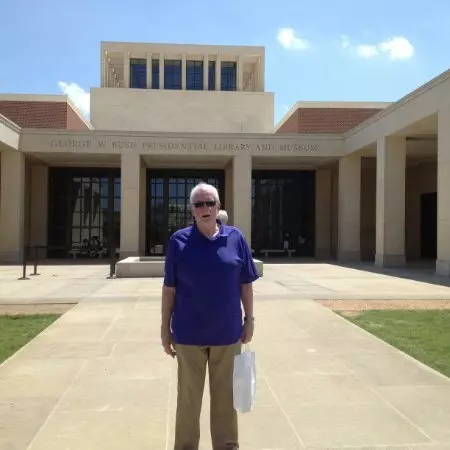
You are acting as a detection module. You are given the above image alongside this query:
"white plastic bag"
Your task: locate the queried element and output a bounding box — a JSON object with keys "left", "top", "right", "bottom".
{"left": 233, "top": 344, "right": 256, "bottom": 413}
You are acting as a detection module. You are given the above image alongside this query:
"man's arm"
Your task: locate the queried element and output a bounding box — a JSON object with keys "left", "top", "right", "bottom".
{"left": 161, "top": 285, "right": 176, "bottom": 357}
{"left": 241, "top": 283, "right": 254, "bottom": 344}
{"left": 238, "top": 232, "right": 258, "bottom": 344}
{"left": 161, "top": 236, "right": 176, "bottom": 337}
{"left": 161, "top": 285, "right": 175, "bottom": 332}
{"left": 241, "top": 283, "right": 254, "bottom": 319}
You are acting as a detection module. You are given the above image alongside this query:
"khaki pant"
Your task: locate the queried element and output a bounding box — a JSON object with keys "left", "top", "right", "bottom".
{"left": 173, "top": 341, "right": 241, "bottom": 450}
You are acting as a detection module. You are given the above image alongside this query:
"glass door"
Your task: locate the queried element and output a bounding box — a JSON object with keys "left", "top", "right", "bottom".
{"left": 251, "top": 170, "right": 315, "bottom": 257}
{"left": 147, "top": 170, "right": 225, "bottom": 255}
{"left": 47, "top": 168, "right": 120, "bottom": 258}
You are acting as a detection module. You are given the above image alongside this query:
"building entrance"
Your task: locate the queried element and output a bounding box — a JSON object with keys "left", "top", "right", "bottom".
{"left": 420, "top": 191, "right": 437, "bottom": 259}
{"left": 146, "top": 169, "right": 225, "bottom": 255}
{"left": 47, "top": 168, "right": 121, "bottom": 258}
{"left": 251, "top": 170, "right": 315, "bottom": 257}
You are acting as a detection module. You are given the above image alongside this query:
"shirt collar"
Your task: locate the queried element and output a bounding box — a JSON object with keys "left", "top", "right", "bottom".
{"left": 218, "top": 223, "right": 231, "bottom": 237}
{"left": 192, "top": 221, "right": 230, "bottom": 239}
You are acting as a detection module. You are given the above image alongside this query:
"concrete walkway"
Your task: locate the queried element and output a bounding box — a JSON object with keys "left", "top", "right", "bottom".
{"left": 2, "top": 260, "right": 450, "bottom": 304}
{"left": 1, "top": 263, "right": 450, "bottom": 449}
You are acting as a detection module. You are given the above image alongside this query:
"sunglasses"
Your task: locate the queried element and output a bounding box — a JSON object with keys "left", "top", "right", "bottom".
{"left": 193, "top": 200, "right": 217, "bottom": 208}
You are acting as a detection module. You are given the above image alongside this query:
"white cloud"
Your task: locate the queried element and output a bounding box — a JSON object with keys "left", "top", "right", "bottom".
{"left": 346, "top": 35, "right": 414, "bottom": 61}
{"left": 58, "top": 81, "right": 90, "bottom": 118}
{"left": 379, "top": 36, "right": 414, "bottom": 60}
{"left": 356, "top": 44, "right": 379, "bottom": 58}
{"left": 276, "top": 27, "right": 310, "bottom": 50}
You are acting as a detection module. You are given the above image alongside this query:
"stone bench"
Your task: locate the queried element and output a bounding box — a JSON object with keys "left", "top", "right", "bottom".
{"left": 260, "top": 249, "right": 296, "bottom": 258}
{"left": 116, "top": 256, "right": 263, "bottom": 278}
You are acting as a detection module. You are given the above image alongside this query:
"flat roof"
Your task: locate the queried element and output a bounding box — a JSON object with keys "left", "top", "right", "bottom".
{"left": 0, "top": 93, "right": 69, "bottom": 102}
{"left": 274, "top": 101, "right": 391, "bottom": 133}
{"left": 101, "top": 41, "right": 265, "bottom": 57}
{"left": 0, "top": 93, "right": 92, "bottom": 130}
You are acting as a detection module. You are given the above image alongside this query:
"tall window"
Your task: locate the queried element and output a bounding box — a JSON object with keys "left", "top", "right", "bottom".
{"left": 152, "top": 59, "right": 159, "bottom": 89}
{"left": 221, "top": 61, "right": 237, "bottom": 91}
{"left": 186, "top": 60, "right": 203, "bottom": 90}
{"left": 208, "top": 61, "right": 216, "bottom": 90}
{"left": 251, "top": 171, "right": 315, "bottom": 257}
{"left": 130, "top": 58, "right": 146, "bottom": 89}
{"left": 164, "top": 59, "right": 182, "bottom": 89}
{"left": 48, "top": 168, "right": 120, "bottom": 258}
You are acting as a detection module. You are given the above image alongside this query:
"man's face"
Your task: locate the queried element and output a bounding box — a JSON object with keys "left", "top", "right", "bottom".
{"left": 191, "top": 189, "right": 219, "bottom": 226}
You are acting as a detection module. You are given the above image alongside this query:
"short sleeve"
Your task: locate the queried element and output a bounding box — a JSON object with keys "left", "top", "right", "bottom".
{"left": 239, "top": 233, "right": 260, "bottom": 284}
{"left": 163, "top": 236, "right": 178, "bottom": 287}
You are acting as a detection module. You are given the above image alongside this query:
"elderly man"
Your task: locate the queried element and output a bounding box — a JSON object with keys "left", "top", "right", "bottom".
{"left": 161, "top": 182, "right": 259, "bottom": 450}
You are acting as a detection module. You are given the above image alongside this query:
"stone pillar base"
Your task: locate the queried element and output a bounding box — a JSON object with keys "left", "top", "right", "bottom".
{"left": 375, "top": 253, "right": 405, "bottom": 267}
{"left": 0, "top": 251, "right": 23, "bottom": 264}
{"left": 436, "top": 260, "right": 450, "bottom": 277}
{"left": 315, "top": 248, "right": 332, "bottom": 260}
{"left": 337, "top": 250, "right": 360, "bottom": 262}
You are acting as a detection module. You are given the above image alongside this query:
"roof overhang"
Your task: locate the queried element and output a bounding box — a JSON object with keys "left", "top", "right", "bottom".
{"left": 18, "top": 129, "right": 345, "bottom": 169}
{"left": 0, "top": 114, "right": 21, "bottom": 151}
{"left": 344, "top": 69, "right": 450, "bottom": 153}
{"left": 20, "top": 128, "right": 344, "bottom": 156}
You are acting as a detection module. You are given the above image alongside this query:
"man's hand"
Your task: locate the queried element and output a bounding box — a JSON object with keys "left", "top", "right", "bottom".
{"left": 161, "top": 285, "right": 176, "bottom": 358}
{"left": 241, "top": 320, "right": 254, "bottom": 344}
{"left": 161, "top": 328, "right": 176, "bottom": 358}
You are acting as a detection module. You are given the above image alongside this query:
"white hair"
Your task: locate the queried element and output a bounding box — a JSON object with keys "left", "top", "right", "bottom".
{"left": 189, "top": 182, "right": 220, "bottom": 205}
{"left": 217, "top": 210, "right": 228, "bottom": 224}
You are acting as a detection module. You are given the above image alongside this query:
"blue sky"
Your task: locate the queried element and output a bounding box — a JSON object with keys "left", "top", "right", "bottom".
{"left": 1, "top": 0, "right": 450, "bottom": 125}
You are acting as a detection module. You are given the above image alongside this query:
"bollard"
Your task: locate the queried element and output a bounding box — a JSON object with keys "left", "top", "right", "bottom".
{"left": 108, "top": 260, "right": 114, "bottom": 279}
{"left": 18, "top": 247, "right": 29, "bottom": 280}
{"left": 30, "top": 246, "right": 40, "bottom": 276}
{"left": 107, "top": 246, "right": 116, "bottom": 279}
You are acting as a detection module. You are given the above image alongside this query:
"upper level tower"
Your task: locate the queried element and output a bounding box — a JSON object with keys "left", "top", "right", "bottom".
{"left": 100, "top": 41, "right": 265, "bottom": 92}
{"left": 90, "top": 41, "right": 274, "bottom": 133}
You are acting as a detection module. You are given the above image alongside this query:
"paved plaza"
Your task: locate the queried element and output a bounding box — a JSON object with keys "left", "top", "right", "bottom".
{"left": 1, "top": 262, "right": 450, "bottom": 449}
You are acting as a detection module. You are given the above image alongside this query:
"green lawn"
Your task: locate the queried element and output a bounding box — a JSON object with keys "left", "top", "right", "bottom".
{"left": 342, "top": 310, "right": 450, "bottom": 378}
{"left": 0, "top": 314, "right": 60, "bottom": 364}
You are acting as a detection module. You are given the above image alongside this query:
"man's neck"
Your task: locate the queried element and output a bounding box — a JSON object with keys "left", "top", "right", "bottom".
{"left": 197, "top": 222, "right": 219, "bottom": 238}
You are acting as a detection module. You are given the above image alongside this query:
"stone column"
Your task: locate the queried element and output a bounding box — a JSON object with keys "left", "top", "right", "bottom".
{"left": 237, "top": 56, "right": 244, "bottom": 91}
{"left": 30, "top": 165, "right": 48, "bottom": 259}
{"left": 159, "top": 53, "right": 164, "bottom": 89}
{"left": 224, "top": 161, "right": 233, "bottom": 222}
{"left": 315, "top": 168, "right": 332, "bottom": 259}
{"left": 215, "top": 55, "right": 221, "bottom": 91}
{"left": 123, "top": 52, "right": 130, "bottom": 88}
{"left": 436, "top": 106, "right": 450, "bottom": 276}
{"left": 232, "top": 153, "right": 252, "bottom": 243}
{"left": 120, "top": 153, "right": 142, "bottom": 258}
{"left": 337, "top": 153, "right": 361, "bottom": 261}
{"left": 203, "top": 55, "right": 209, "bottom": 90}
{"left": 146, "top": 53, "right": 152, "bottom": 89}
{"left": 105, "top": 58, "right": 109, "bottom": 87}
{"left": 182, "top": 54, "right": 187, "bottom": 90}
{"left": 375, "top": 136, "right": 406, "bottom": 267}
{"left": 257, "top": 56, "right": 264, "bottom": 92}
{"left": 102, "top": 51, "right": 108, "bottom": 87}
{"left": 0, "top": 150, "right": 25, "bottom": 263}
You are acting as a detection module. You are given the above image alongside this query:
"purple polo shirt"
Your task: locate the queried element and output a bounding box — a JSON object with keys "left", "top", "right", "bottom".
{"left": 163, "top": 223, "right": 259, "bottom": 346}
